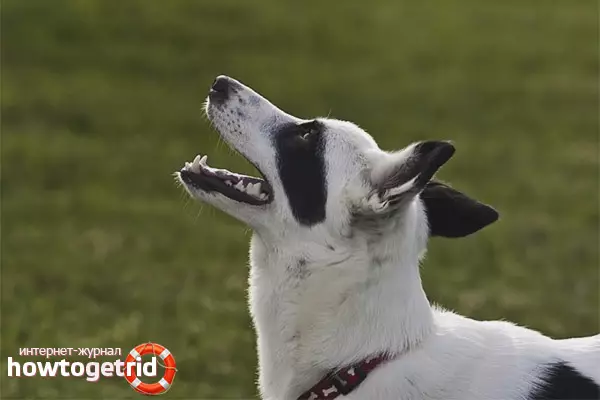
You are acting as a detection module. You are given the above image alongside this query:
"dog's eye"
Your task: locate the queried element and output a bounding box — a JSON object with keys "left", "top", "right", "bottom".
{"left": 299, "top": 122, "right": 319, "bottom": 140}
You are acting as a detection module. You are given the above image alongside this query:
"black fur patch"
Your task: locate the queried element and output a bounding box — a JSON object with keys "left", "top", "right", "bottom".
{"left": 528, "top": 361, "right": 599, "bottom": 400}
{"left": 273, "top": 120, "right": 327, "bottom": 225}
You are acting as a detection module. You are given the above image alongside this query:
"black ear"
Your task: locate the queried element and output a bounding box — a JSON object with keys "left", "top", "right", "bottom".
{"left": 421, "top": 181, "right": 499, "bottom": 238}
{"left": 364, "top": 141, "right": 456, "bottom": 215}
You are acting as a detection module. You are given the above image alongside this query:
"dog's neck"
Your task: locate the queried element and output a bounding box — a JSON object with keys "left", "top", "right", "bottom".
{"left": 248, "top": 200, "right": 434, "bottom": 399}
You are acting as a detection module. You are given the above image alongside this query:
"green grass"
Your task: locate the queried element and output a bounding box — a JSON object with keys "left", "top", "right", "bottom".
{"left": 1, "top": 0, "right": 598, "bottom": 398}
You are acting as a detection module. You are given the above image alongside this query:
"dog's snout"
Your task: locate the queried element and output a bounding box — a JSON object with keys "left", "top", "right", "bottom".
{"left": 209, "top": 75, "right": 235, "bottom": 104}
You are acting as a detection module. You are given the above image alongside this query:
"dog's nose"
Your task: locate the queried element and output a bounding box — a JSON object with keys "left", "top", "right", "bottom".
{"left": 209, "top": 75, "right": 233, "bottom": 103}
{"left": 211, "top": 76, "right": 231, "bottom": 93}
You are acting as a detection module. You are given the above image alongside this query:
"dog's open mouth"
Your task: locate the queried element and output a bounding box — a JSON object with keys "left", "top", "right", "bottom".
{"left": 179, "top": 155, "right": 273, "bottom": 205}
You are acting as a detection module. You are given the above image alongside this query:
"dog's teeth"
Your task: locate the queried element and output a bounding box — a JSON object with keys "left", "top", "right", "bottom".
{"left": 225, "top": 180, "right": 232, "bottom": 186}
{"left": 246, "top": 183, "right": 260, "bottom": 196}
{"left": 259, "top": 193, "right": 268, "bottom": 200}
{"left": 191, "top": 155, "right": 202, "bottom": 172}
{"left": 184, "top": 162, "right": 192, "bottom": 169}
{"left": 235, "top": 181, "right": 245, "bottom": 191}
{"left": 199, "top": 155, "right": 208, "bottom": 166}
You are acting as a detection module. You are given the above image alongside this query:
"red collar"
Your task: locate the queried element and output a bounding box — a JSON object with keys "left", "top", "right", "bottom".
{"left": 297, "top": 354, "right": 392, "bottom": 400}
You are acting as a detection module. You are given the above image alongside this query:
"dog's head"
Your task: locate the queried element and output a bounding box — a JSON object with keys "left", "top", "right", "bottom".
{"left": 178, "top": 76, "right": 498, "bottom": 240}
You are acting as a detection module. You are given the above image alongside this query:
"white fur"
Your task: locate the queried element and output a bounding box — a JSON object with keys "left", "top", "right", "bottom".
{"left": 178, "top": 76, "right": 600, "bottom": 400}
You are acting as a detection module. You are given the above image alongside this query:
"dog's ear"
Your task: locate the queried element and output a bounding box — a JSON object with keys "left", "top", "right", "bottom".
{"left": 362, "top": 141, "right": 455, "bottom": 214}
{"left": 421, "top": 181, "right": 499, "bottom": 238}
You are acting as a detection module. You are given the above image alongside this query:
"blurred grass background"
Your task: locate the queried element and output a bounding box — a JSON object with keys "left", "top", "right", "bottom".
{"left": 1, "top": 0, "right": 598, "bottom": 398}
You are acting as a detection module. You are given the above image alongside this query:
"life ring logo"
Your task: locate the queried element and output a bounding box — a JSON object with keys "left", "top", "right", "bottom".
{"left": 124, "top": 343, "right": 177, "bottom": 396}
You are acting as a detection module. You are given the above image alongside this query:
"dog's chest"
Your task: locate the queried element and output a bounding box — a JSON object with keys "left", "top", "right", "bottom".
{"left": 248, "top": 234, "right": 306, "bottom": 346}
{"left": 248, "top": 234, "right": 322, "bottom": 397}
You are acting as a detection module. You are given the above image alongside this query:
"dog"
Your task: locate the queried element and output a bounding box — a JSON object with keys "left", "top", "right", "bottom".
{"left": 176, "top": 76, "right": 600, "bottom": 400}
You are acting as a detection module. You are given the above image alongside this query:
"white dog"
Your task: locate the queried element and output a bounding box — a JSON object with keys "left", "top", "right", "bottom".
{"left": 177, "top": 76, "right": 599, "bottom": 400}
